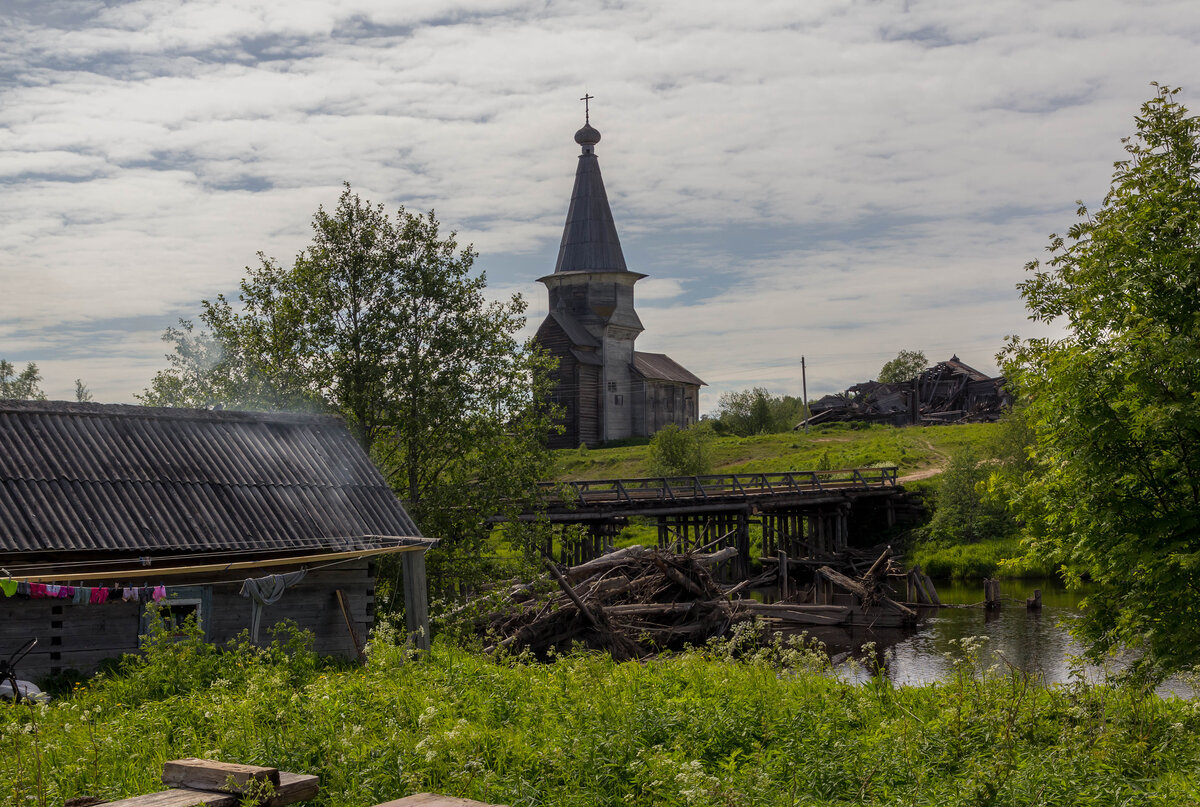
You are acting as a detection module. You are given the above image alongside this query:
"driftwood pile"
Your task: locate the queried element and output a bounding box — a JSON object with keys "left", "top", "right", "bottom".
{"left": 458, "top": 545, "right": 922, "bottom": 659}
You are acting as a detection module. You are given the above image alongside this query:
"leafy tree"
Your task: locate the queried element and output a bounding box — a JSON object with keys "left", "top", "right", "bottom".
{"left": 877, "top": 349, "right": 927, "bottom": 383}
{"left": 74, "top": 379, "right": 93, "bottom": 403}
{"left": 1003, "top": 84, "right": 1200, "bottom": 676}
{"left": 144, "top": 184, "right": 559, "bottom": 589}
{"left": 649, "top": 422, "right": 714, "bottom": 477}
{"left": 922, "top": 446, "right": 1016, "bottom": 545}
{"left": 714, "top": 387, "right": 805, "bottom": 435}
{"left": 0, "top": 360, "right": 45, "bottom": 400}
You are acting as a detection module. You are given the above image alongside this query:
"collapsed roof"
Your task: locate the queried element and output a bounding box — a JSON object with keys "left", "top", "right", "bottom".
{"left": 800, "top": 355, "right": 1010, "bottom": 428}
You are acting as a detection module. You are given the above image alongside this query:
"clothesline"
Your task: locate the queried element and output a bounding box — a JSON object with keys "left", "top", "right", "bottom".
{"left": 0, "top": 580, "right": 170, "bottom": 604}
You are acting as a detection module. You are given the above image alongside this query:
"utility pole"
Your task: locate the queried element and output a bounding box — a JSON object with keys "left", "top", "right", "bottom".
{"left": 801, "top": 355, "right": 810, "bottom": 434}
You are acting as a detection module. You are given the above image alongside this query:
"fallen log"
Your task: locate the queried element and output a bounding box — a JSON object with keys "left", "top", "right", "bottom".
{"left": 733, "top": 602, "right": 852, "bottom": 626}
{"left": 695, "top": 546, "right": 739, "bottom": 566}
{"left": 564, "top": 545, "right": 650, "bottom": 582}
{"left": 816, "top": 566, "right": 918, "bottom": 620}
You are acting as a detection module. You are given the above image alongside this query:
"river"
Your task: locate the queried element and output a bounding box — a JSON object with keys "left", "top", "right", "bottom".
{"left": 796, "top": 578, "right": 1194, "bottom": 697}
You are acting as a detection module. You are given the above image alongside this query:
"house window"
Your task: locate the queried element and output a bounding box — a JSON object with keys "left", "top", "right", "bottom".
{"left": 614, "top": 394, "right": 623, "bottom": 405}
{"left": 140, "top": 585, "right": 212, "bottom": 641}
{"left": 607, "top": 381, "right": 617, "bottom": 391}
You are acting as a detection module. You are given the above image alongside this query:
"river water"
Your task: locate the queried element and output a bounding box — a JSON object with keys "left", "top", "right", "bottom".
{"left": 795, "top": 578, "right": 1194, "bottom": 697}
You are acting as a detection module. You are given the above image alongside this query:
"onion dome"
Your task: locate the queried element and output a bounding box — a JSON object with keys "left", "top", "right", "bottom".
{"left": 574, "top": 123, "right": 601, "bottom": 146}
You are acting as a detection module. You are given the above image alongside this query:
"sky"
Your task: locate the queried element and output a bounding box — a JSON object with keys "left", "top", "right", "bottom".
{"left": 1, "top": 0, "right": 1198, "bottom": 412}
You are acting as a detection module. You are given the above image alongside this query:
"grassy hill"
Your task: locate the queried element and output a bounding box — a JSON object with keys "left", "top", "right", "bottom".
{"left": 551, "top": 421, "right": 1000, "bottom": 483}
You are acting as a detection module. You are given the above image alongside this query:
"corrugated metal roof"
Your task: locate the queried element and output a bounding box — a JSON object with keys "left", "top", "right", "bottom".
{"left": 632, "top": 352, "right": 706, "bottom": 386}
{"left": 0, "top": 400, "right": 421, "bottom": 554}
{"left": 554, "top": 140, "right": 629, "bottom": 274}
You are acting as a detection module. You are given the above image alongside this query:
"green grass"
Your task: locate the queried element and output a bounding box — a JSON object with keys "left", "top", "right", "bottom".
{"left": 909, "top": 537, "right": 1058, "bottom": 580}
{"left": 553, "top": 422, "right": 1001, "bottom": 480}
{"left": 5, "top": 622, "right": 1200, "bottom": 807}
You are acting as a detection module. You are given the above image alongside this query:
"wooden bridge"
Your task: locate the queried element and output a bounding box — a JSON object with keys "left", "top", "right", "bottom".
{"left": 514, "top": 467, "right": 907, "bottom": 572}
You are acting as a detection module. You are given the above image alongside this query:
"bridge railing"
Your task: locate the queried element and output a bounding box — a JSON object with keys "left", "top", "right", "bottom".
{"left": 540, "top": 466, "right": 898, "bottom": 506}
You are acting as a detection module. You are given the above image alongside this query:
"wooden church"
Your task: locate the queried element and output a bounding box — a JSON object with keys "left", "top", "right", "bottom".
{"left": 535, "top": 112, "right": 704, "bottom": 449}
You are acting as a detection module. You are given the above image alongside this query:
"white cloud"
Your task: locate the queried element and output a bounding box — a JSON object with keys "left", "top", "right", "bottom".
{"left": 0, "top": 0, "right": 1196, "bottom": 407}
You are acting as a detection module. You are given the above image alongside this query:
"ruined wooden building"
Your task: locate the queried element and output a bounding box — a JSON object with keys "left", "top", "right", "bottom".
{"left": 0, "top": 400, "right": 431, "bottom": 679}
{"left": 534, "top": 115, "right": 704, "bottom": 448}
{"left": 804, "top": 355, "right": 1010, "bottom": 427}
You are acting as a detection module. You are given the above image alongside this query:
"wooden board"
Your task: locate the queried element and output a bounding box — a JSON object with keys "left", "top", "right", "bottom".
{"left": 103, "top": 772, "right": 318, "bottom": 807}
{"left": 375, "top": 795, "right": 507, "bottom": 807}
{"left": 162, "top": 758, "right": 280, "bottom": 793}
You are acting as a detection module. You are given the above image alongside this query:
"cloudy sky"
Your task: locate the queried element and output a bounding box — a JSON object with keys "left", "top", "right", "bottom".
{"left": 2, "top": 0, "right": 1198, "bottom": 410}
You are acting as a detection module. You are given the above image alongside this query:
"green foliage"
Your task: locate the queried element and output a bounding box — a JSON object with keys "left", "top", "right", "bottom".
{"left": 877, "top": 348, "right": 928, "bottom": 383}
{"left": 1004, "top": 84, "right": 1200, "bottom": 677}
{"left": 141, "top": 184, "right": 559, "bottom": 591}
{"left": 911, "top": 536, "right": 1055, "bottom": 580}
{"left": 712, "top": 386, "right": 805, "bottom": 436}
{"left": 922, "top": 446, "right": 1016, "bottom": 545}
{"left": 0, "top": 360, "right": 45, "bottom": 400}
{"left": 4, "top": 633, "right": 1200, "bottom": 807}
{"left": 648, "top": 422, "right": 714, "bottom": 476}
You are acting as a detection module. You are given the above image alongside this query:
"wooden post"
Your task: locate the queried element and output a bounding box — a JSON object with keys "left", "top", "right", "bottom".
{"left": 777, "top": 550, "right": 789, "bottom": 601}
{"left": 334, "top": 589, "right": 366, "bottom": 663}
{"left": 984, "top": 578, "right": 1001, "bottom": 610}
{"left": 402, "top": 549, "right": 431, "bottom": 651}
{"left": 801, "top": 355, "right": 810, "bottom": 433}
{"left": 922, "top": 572, "right": 942, "bottom": 606}
{"left": 1026, "top": 588, "right": 1042, "bottom": 610}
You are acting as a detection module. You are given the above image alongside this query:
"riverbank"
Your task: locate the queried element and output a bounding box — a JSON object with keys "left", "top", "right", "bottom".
{"left": 908, "top": 536, "right": 1057, "bottom": 580}
{"left": 4, "top": 624, "right": 1199, "bottom": 807}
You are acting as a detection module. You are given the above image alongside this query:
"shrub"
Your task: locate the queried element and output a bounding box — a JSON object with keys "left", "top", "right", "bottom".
{"left": 648, "top": 423, "right": 714, "bottom": 476}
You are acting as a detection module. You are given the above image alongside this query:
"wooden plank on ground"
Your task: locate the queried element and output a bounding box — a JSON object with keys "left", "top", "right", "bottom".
{"left": 162, "top": 758, "right": 280, "bottom": 793}
{"left": 104, "top": 771, "right": 318, "bottom": 807}
{"left": 375, "top": 795, "right": 508, "bottom": 807}
{"left": 102, "top": 788, "right": 238, "bottom": 807}
{"left": 270, "top": 772, "right": 320, "bottom": 806}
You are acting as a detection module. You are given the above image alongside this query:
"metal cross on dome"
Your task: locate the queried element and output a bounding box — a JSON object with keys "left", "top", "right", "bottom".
{"left": 580, "top": 92, "right": 594, "bottom": 123}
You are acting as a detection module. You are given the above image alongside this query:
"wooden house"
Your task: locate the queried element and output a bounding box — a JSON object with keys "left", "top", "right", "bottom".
{"left": 534, "top": 116, "right": 704, "bottom": 448}
{"left": 0, "top": 400, "right": 431, "bottom": 680}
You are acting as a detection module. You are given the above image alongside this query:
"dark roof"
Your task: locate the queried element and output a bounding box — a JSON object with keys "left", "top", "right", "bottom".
{"left": 0, "top": 400, "right": 421, "bottom": 555}
{"left": 632, "top": 352, "right": 706, "bottom": 386}
{"left": 548, "top": 310, "right": 600, "bottom": 348}
{"left": 939, "top": 355, "right": 991, "bottom": 382}
{"left": 554, "top": 128, "right": 629, "bottom": 274}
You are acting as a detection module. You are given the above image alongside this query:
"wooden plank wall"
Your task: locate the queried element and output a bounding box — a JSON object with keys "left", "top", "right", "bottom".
{"left": 535, "top": 318, "right": 581, "bottom": 449}
{"left": 0, "top": 561, "right": 374, "bottom": 681}
{"left": 578, "top": 364, "right": 601, "bottom": 446}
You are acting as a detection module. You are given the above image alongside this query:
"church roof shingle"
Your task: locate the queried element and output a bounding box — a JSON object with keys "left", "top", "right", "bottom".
{"left": 554, "top": 123, "right": 629, "bottom": 274}
{"left": 633, "top": 352, "right": 706, "bottom": 386}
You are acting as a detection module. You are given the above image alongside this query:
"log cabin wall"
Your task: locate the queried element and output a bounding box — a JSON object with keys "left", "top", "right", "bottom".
{"left": 0, "top": 561, "right": 374, "bottom": 681}
{"left": 577, "top": 364, "right": 602, "bottom": 446}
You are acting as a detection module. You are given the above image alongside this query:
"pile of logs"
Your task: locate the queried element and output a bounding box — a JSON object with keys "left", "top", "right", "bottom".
{"left": 456, "top": 545, "right": 923, "bottom": 659}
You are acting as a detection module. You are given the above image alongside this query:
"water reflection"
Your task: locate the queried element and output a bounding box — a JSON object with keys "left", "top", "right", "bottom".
{"left": 783, "top": 578, "right": 1193, "bottom": 697}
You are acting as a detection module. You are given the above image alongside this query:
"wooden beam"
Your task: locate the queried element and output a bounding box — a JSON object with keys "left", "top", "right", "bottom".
{"left": 403, "top": 550, "right": 431, "bottom": 652}
{"left": 161, "top": 759, "right": 280, "bottom": 793}
{"left": 335, "top": 589, "right": 366, "bottom": 663}
{"left": 12, "top": 543, "right": 430, "bottom": 583}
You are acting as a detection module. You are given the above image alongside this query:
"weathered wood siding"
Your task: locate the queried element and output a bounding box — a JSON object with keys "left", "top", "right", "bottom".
{"left": 644, "top": 380, "right": 700, "bottom": 433}
{"left": 577, "top": 364, "right": 601, "bottom": 446}
{"left": 535, "top": 318, "right": 581, "bottom": 449}
{"left": 0, "top": 561, "right": 374, "bottom": 680}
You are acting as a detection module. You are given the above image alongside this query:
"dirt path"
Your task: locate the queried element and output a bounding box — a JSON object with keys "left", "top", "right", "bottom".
{"left": 897, "top": 438, "right": 948, "bottom": 483}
